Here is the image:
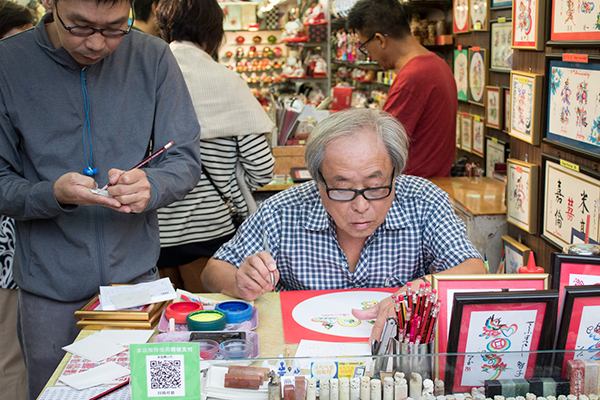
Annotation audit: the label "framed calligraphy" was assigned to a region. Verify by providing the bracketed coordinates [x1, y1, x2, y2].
[542, 155, 600, 250]
[486, 86, 503, 129]
[511, 0, 545, 50]
[551, 253, 600, 315]
[445, 291, 558, 393]
[506, 159, 540, 233]
[462, 113, 473, 152]
[490, 20, 513, 72]
[510, 71, 543, 145]
[455, 48, 470, 102]
[544, 54, 600, 161]
[470, 0, 489, 30]
[454, 0, 471, 33]
[485, 137, 508, 178]
[472, 117, 485, 157]
[469, 48, 487, 106]
[503, 86, 511, 132]
[457, 113, 463, 148]
[501, 235, 532, 274]
[549, 0, 600, 44]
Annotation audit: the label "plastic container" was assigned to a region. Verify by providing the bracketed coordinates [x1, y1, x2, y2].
[165, 301, 203, 324]
[196, 339, 219, 360]
[186, 310, 227, 331]
[219, 339, 254, 359]
[215, 300, 253, 324]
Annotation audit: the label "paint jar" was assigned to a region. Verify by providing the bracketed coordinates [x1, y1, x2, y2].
[219, 339, 254, 359]
[196, 339, 219, 360]
[165, 301, 203, 324]
[394, 340, 434, 380]
[186, 310, 227, 331]
[215, 300, 253, 323]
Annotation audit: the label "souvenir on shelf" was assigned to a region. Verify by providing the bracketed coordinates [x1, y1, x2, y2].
[281, 51, 307, 78]
[469, 0, 489, 30]
[509, 70, 543, 144]
[490, 20, 512, 72]
[454, 0, 470, 33]
[468, 48, 486, 106]
[454, 48, 469, 101]
[281, 10, 308, 43]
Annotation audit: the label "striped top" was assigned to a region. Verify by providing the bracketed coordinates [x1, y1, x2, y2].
[157, 134, 274, 247]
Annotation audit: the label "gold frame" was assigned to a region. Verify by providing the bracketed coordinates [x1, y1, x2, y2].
[501, 235, 532, 273]
[468, 48, 487, 106]
[509, 70, 543, 145]
[506, 158, 540, 233]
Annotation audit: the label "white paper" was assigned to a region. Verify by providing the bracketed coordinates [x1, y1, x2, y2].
[99, 277, 176, 310]
[59, 362, 130, 390]
[110, 290, 152, 310]
[295, 340, 371, 369]
[39, 385, 130, 400]
[62, 330, 154, 362]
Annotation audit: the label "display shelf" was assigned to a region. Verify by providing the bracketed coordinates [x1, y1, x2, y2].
[401, 0, 452, 10]
[283, 41, 328, 48]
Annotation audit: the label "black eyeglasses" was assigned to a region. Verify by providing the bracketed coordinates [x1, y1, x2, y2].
[357, 33, 376, 55]
[318, 168, 396, 202]
[54, 2, 133, 38]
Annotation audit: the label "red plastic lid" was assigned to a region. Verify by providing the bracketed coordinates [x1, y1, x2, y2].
[165, 301, 203, 324]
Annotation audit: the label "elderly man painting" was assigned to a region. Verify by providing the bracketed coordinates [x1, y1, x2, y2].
[202, 108, 485, 338]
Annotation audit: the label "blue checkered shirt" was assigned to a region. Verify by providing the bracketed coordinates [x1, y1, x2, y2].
[213, 175, 482, 291]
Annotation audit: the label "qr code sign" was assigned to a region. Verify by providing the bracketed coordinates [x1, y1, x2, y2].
[146, 354, 185, 397]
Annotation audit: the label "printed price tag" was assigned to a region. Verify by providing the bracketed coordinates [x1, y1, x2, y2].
[491, 137, 498, 143]
[516, 166, 523, 173]
[474, 116, 481, 122]
[498, 17, 506, 22]
[562, 53, 588, 63]
[473, 46, 481, 51]
[518, 77, 529, 84]
[475, 22, 482, 30]
[560, 159, 580, 172]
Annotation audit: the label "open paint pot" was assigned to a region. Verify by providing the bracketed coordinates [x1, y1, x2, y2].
[215, 300, 253, 323]
[165, 301, 203, 324]
[219, 339, 253, 359]
[196, 339, 219, 360]
[186, 310, 227, 331]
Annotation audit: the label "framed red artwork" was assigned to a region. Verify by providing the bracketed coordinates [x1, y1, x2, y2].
[551, 253, 600, 314]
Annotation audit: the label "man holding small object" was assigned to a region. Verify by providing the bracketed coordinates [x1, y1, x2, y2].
[202, 109, 485, 339]
[0, 0, 201, 398]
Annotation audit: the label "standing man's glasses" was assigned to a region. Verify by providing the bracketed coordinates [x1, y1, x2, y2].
[357, 33, 377, 55]
[54, 3, 133, 38]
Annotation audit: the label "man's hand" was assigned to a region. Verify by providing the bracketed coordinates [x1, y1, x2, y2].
[105, 168, 151, 213]
[234, 251, 278, 301]
[352, 295, 397, 342]
[54, 172, 123, 209]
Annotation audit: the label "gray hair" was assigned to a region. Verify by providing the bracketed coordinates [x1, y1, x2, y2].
[305, 108, 409, 182]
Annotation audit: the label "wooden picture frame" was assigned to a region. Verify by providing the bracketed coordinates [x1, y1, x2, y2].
[454, 0, 471, 33]
[551, 252, 600, 314]
[510, 71, 543, 145]
[512, 0, 545, 50]
[555, 285, 600, 375]
[486, 86, 503, 129]
[470, 0, 489, 31]
[503, 86, 511, 132]
[472, 116, 485, 157]
[542, 155, 600, 250]
[461, 113, 473, 152]
[457, 113, 463, 148]
[549, 0, 600, 44]
[445, 291, 558, 393]
[432, 274, 549, 381]
[485, 137, 507, 178]
[501, 235, 532, 274]
[455, 48, 470, 102]
[490, 20, 513, 72]
[468, 48, 487, 106]
[506, 159, 540, 233]
[544, 54, 600, 161]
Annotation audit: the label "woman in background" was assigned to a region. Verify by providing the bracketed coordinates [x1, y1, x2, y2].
[155, 0, 275, 292]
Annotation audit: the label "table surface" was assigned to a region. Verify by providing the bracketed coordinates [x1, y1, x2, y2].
[428, 177, 507, 215]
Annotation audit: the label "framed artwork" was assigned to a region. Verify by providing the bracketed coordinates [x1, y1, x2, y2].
[542, 155, 600, 250]
[545, 55, 600, 161]
[455, 49, 470, 102]
[492, 0, 512, 8]
[501, 235, 532, 274]
[503, 86, 511, 132]
[432, 274, 549, 380]
[550, 0, 600, 44]
[485, 137, 507, 177]
[222, 4, 243, 31]
[551, 253, 600, 313]
[468, 48, 487, 106]
[454, 0, 470, 33]
[571, 227, 600, 245]
[457, 113, 462, 148]
[472, 116, 485, 157]
[470, 0, 489, 31]
[506, 159, 540, 233]
[511, 0, 545, 50]
[555, 286, 600, 375]
[461, 113, 473, 152]
[486, 86, 503, 129]
[490, 20, 513, 72]
[445, 291, 558, 393]
[510, 71, 543, 145]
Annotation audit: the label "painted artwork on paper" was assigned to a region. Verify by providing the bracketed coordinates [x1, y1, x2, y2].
[457, 114, 463, 148]
[511, 73, 538, 143]
[455, 49, 469, 101]
[573, 304, 600, 359]
[490, 21, 512, 71]
[486, 87, 502, 128]
[512, 0, 540, 48]
[454, 0, 470, 33]
[472, 118, 485, 156]
[543, 160, 600, 249]
[504, 87, 511, 132]
[547, 60, 600, 157]
[470, 0, 489, 30]
[507, 161, 533, 230]
[551, 0, 600, 42]
[486, 138, 506, 177]
[469, 49, 486, 105]
[462, 114, 473, 152]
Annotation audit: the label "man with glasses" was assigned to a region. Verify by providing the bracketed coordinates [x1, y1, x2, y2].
[202, 109, 484, 337]
[347, 0, 457, 178]
[0, 0, 201, 397]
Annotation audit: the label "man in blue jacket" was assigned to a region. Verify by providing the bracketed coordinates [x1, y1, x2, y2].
[0, 0, 202, 398]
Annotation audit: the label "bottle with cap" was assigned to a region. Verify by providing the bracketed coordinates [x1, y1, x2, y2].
[518, 251, 544, 274]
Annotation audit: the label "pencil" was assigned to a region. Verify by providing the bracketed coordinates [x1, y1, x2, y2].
[89, 379, 130, 400]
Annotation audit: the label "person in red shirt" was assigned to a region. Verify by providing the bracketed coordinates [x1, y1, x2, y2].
[347, 0, 457, 177]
